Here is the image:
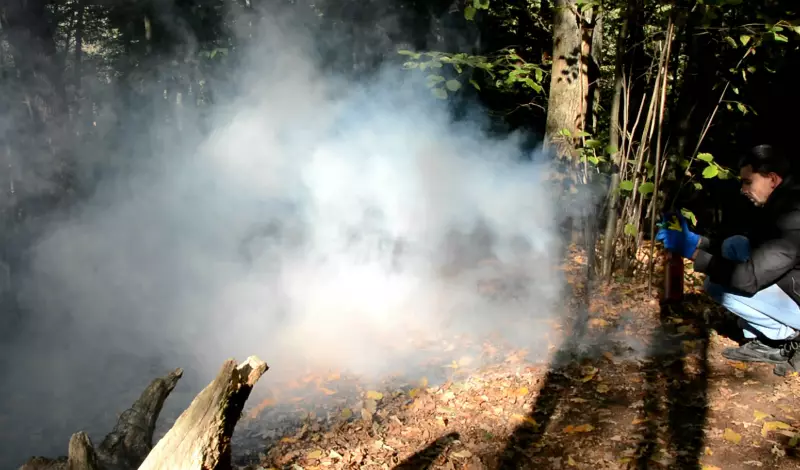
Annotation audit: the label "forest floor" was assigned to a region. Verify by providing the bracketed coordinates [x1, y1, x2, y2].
[229, 246, 800, 470]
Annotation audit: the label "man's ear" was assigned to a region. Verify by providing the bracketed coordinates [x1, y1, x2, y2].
[770, 172, 783, 188]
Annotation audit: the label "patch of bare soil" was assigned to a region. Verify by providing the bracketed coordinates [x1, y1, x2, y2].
[231, 247, 800, 470]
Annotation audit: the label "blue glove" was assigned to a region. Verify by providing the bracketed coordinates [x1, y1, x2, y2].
[655, 212, 700, 259]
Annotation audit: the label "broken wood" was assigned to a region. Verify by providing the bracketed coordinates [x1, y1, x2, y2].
[19, 356, 268, 470]
[138, 356, 268, 470]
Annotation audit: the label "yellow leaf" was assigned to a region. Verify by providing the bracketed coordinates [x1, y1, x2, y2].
[340, 408, 353, 419]
[701, 465, 722, 470]
[409, 388, 420, 398]
[596, 384, 610, 393]
[366, 390, 384, 400]
[580, 367, 598, 382]
[704, 447, 713, 456]
[753, 410, 770, 422]
[307, 450, 323, 459]
[516, 387, 529, 396]
[563, 424, 595, 433]
[730, 361, 748, 370]
[724, 428, 742, 444]
[281, 437, 298, 444]
[511, 413, 537, 426]
[420, 377, 429, 388]
[567, 455, 576, 466]
[589, 318, 609, 328]
[761, 421, 793, 437]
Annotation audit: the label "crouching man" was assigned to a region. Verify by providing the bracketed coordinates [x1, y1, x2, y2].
[656, 144, 800, 375]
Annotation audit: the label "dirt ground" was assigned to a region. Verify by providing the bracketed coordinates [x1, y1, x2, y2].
[230, 247, 800, 470]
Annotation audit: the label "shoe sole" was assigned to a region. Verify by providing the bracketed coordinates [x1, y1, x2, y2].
[722, 351, 787, 364]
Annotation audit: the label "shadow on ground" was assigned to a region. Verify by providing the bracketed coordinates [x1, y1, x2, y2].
[633, 294, 710, 468]
[392, 432, 460, 470]
[495, 288, 714, 469]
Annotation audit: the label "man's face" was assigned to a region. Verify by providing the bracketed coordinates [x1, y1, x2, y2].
[740, 164, 782, 206]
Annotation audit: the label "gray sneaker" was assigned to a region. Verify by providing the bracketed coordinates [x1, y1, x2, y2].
[722, 339, 789, 364]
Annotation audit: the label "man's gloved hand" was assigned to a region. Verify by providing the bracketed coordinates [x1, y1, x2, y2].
[655, 212, 700, 259]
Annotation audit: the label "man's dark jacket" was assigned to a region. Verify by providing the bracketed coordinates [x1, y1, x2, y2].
[694, 174, 800, 304]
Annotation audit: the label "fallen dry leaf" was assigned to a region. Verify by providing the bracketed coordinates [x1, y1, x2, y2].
[723, 428, 742, 444]
[596, 384, 610, 394]
[366, 390, 384, 400]
[511, 414, 538, 427]
[451, 450, 473, 459]
[567, 455, 576, 466]
[563, 423, 595, 433]
[307, 450, 323, 460]
[761, 421, 793, 437]
[753, 410, 770, 422]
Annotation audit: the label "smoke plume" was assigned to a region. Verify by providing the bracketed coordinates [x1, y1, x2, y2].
[0, 5, 573, 467]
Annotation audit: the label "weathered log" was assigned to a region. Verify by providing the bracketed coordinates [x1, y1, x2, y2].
[98, 368, 184, 470]
[19, 368, 183, 470]
[138, 355, 268, 470]
[20, 356, 268, 470]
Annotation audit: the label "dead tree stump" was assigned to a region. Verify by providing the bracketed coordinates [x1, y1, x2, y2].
[19, 356, 268, 470]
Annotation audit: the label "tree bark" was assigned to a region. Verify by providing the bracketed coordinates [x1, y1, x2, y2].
[545, 0, 586, 157]
[138, 356, 268, 470]
[19, 356, 268, 470]
[601, 0, 636, 278]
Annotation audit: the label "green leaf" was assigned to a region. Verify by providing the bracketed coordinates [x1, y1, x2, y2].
[398, 49, 421, 58]
[474, 0, 490, 9]
[773, 33, 789, 42]
[588, 156, 600, 165]
[464, 6, 476, 20]
[696, 153, 714, 163]
[534, 68, 543, 82]
[584, 139, 603, 149]
[737, 102, 747, 114]
[445, 80, 462, 91]
[431, 87, 448, 100]
[702, 165, 719, 178]
[403, 61, 419, 69]
[605, 145, 618, 155]
[638, 182, 655, 195]
[724, 36, 737, 48]
[575, 131, 591, 138]
[693, 182, 703, 190]
[624, 223, 637, 237]
[469, 79, 481, 91]
[426, 74, 446, 87]
[619, 180, 634, 191]
[559, 128, 572, 137]
[740, 35, 751, 46]
[680, 209, 698, 227]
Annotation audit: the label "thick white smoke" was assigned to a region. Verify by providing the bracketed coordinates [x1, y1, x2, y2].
[1, 10, 571, 468]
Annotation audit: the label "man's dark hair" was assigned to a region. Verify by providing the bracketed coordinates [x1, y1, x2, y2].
[738, 144, 792, 178]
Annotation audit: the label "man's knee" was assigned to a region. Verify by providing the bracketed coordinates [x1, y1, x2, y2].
[721, 235, 750, 262]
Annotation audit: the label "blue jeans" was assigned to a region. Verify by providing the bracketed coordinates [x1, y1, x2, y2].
[704, 235, 800, 341]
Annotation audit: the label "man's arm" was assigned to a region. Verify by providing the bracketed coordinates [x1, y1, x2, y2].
[692, 211, 800, 295]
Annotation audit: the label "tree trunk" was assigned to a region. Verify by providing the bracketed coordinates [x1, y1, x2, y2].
[601, 0, 636, 278]
[545, 0, 587, 157]
[19, 356, 268, 470]
[139, 356, 268, 470]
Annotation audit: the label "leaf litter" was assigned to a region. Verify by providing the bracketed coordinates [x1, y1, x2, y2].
[229, 246, 800, 470]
